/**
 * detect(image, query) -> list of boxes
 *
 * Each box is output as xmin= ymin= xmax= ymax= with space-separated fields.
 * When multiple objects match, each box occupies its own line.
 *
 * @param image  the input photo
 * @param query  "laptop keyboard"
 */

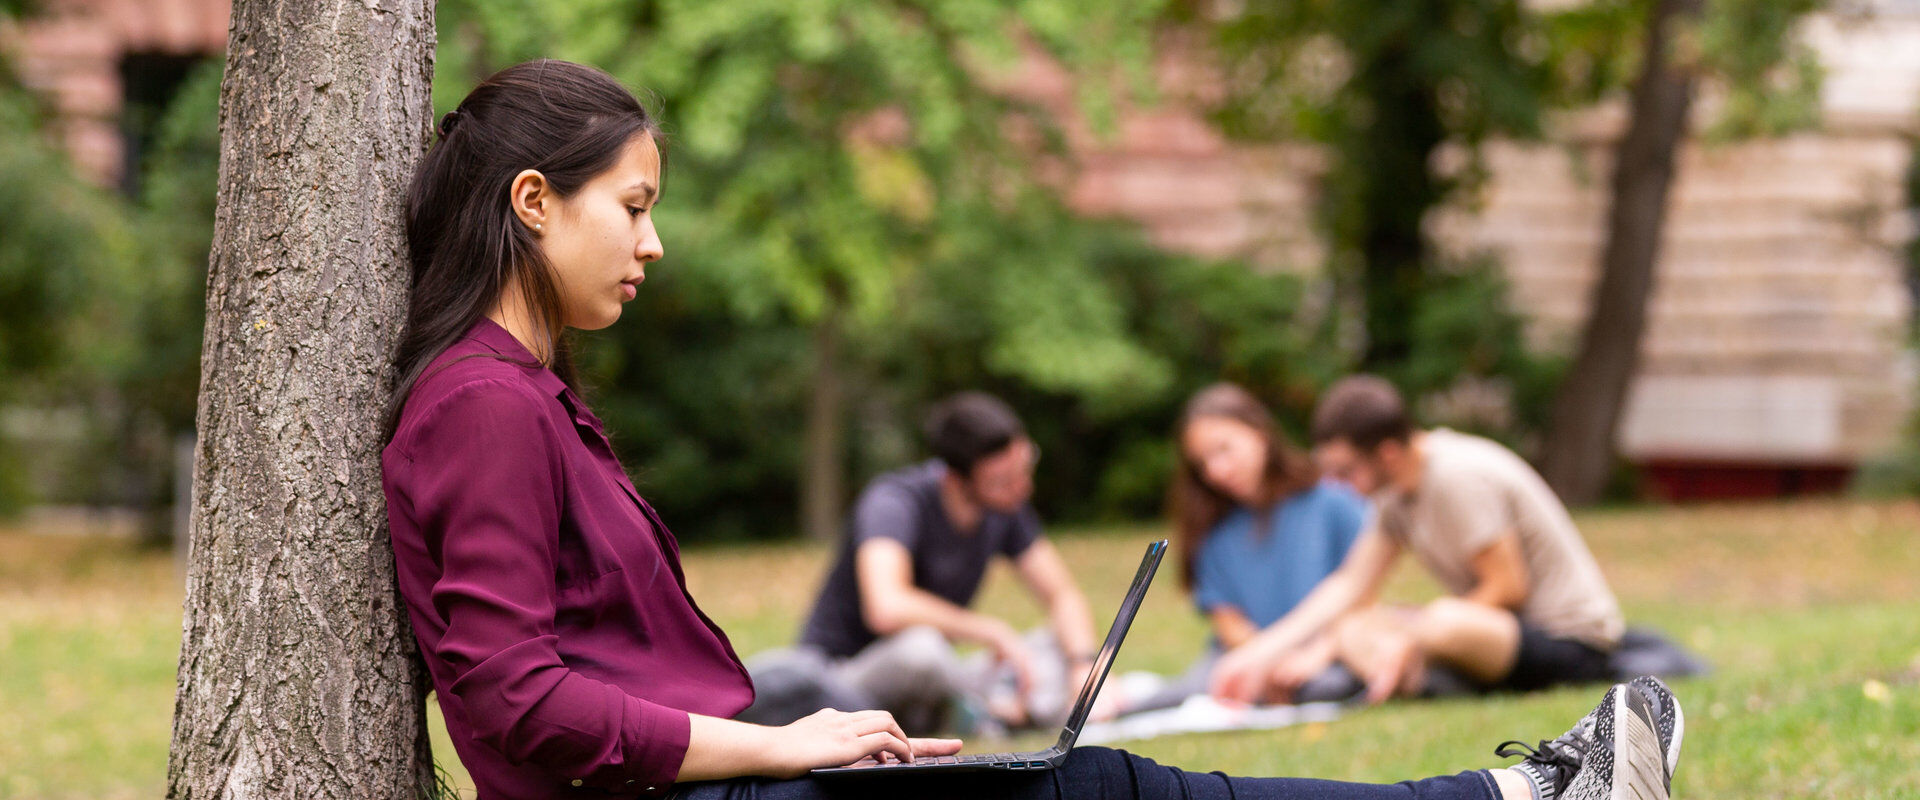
xmin=911 ymin=753 xmax=1045 ymax=767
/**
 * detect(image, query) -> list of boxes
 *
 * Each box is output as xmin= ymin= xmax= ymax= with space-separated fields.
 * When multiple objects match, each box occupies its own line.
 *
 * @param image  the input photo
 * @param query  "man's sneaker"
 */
xmin=1496 ymin=676 xmax=1685 ymax=800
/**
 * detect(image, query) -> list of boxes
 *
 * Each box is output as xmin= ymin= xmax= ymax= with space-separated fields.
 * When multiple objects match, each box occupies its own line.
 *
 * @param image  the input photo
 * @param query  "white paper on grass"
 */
xmin=1076 ymin=695 xmax=1344 ymax=746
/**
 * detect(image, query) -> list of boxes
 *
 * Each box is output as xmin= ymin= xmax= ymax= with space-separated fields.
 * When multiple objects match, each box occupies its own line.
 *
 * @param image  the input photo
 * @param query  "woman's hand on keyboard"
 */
xmin=765 ymin=708 xmax=963 ymax=777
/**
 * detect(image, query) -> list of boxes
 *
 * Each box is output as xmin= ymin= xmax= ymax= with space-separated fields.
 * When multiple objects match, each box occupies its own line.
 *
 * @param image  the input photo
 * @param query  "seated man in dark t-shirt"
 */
xmin=737 ymin=393 xmax=1098 ymax=734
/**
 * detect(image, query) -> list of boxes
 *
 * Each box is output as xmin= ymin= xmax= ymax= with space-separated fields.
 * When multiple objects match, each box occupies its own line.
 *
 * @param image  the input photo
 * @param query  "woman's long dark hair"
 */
xmin=1168 ymin=383 xmax=1319 ymax=590
xmin=384 ymin=59 xmax=662 ymax=441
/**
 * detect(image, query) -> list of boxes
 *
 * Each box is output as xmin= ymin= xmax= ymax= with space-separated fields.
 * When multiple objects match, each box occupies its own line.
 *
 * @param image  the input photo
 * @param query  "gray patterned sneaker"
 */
xmin=1496 ymin=677 xmax=1684 ymax=800
xmin=1625 ymin=675 xmax=1685 ymax=786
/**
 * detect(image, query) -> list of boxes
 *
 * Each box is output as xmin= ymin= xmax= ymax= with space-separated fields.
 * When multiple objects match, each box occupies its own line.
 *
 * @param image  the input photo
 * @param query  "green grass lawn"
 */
xmin=4 ymin=499 xmax=1918 ymax=798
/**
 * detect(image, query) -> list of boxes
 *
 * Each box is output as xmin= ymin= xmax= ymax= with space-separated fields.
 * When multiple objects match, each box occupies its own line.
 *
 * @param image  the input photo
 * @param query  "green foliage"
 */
xmin=1535 ymin=0 xmax=1826 ymax=139
xmin=434 ymin=0 xmax=1333 ymax=538
xmin=577 ymin=206 xmax=1335 ymax=536
xmin=0 ymin=81 xmax=146 ymax=514
xmin=896 ymin=216 xmax=1344 ymax=522
xmin=0 ymin=50 xmax=218 ymax=515
xmin=1204 ymin=0 xmax=1547 ymax=145
xmin=1207 ymin=0 xmax=1553 ymax=372
xmin=125 ymin=60 xmax=222 ymax=435
xmin=1 ymin=0 xmax=1831 ymax=534
xmin=1698 ymin=0 xmax=1825 ymax=139
xmin=1398 ymin=257 xmax=1566 ymax=447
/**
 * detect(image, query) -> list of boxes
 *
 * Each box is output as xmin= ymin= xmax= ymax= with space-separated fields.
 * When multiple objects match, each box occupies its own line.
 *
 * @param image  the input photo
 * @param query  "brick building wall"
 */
xmin=5 ymin=0 xmax=229 ymax=184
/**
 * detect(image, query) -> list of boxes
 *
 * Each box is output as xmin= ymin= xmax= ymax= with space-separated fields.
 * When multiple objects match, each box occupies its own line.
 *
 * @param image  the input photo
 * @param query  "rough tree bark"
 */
xmin=168 ymin=1 xmax=437 ymax=798
xmin=1538 ymin=0 xmax=1703 ymax=505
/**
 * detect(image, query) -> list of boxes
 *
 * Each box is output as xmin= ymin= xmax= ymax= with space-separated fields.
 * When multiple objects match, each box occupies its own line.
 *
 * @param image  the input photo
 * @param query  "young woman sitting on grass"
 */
xmin=379 ymin=58 xmax=1687 ymax=800
xmin=1147 ymin=382 xmax=1371 ymax=708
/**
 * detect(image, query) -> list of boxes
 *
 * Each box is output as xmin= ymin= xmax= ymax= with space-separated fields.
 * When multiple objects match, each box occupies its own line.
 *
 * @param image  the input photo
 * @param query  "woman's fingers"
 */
xmin=909 ymin=737 xmax=964 ymax=757
xmin=841 ymin=709 xmax=912 ymax=751
xmin=855 ymin=730 xmax=915 ymax=764
xmin=808 ymin=708 xmax=953 ymax=767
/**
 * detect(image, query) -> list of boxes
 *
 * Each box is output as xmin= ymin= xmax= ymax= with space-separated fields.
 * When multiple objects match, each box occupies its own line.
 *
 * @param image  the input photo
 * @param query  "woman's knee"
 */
xmin=1058 ymin=747 xmax=1239 ymax=800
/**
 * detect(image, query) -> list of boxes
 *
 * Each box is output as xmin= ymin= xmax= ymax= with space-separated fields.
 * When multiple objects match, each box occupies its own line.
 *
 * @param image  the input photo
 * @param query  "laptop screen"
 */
xmin=1051 ymin=539 xmax=1166 ymax=753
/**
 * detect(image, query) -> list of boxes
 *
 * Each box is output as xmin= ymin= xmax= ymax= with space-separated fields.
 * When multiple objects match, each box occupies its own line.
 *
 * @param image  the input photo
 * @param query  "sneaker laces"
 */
xmin=1495 ymin=716 xmax=1597 ymax=798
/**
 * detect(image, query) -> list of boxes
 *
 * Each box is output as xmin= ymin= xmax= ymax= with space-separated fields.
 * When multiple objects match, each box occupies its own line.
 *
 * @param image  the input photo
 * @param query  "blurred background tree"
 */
xmin=1535 ymin=0 xmax=1824 ymax=503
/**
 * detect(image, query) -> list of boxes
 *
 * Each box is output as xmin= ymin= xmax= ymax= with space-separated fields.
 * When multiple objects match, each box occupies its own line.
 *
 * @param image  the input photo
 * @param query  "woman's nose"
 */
xmin=636 ymin=219 xmax=664 ymax=262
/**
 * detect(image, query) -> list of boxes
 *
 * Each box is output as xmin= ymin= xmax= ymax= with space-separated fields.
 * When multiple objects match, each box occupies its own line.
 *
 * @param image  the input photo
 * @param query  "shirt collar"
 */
xmin=464 ymin=316 xmax=569 ymax=399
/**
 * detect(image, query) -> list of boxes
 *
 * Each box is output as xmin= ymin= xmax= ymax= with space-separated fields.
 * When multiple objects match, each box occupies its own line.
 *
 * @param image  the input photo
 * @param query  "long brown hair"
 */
xmin=1168 ymin=383 xmax=1319 ymax=590
xmin=384 ymin=60 xmax=663 ymax=441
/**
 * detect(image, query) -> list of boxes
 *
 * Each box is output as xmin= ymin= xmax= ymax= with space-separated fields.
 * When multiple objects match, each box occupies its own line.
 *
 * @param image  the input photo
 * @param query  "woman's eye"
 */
xmin=627 ymin=206 xmax=645 ymax=218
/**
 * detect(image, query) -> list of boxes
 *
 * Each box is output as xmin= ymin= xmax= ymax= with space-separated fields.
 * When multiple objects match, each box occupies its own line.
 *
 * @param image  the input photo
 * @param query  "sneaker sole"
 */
xmin=1663 ymin=683 xmax=1685 ymax=780
xmin=1615 ymin=684 xmax=1670 ymax=800
xmin=1631 ymin=675 xmax=1686 ymax=786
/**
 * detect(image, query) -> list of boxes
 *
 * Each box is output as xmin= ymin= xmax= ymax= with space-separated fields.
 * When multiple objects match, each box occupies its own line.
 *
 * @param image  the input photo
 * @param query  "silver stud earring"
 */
xmin=534 ymin=223 xmax=543 ymax=231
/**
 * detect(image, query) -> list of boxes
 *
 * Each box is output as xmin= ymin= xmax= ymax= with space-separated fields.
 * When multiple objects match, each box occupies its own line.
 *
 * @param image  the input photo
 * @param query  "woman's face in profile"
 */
xmin=1182 ymin=415 xmax=1268 ymax=506
xmin=540 ymin=132 xmax=665 ymax=331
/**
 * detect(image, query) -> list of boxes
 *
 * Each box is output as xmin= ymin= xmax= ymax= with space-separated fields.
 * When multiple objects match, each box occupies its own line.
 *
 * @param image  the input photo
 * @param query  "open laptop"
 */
xmin=812 ymin=538 xmax=1168 ymax=776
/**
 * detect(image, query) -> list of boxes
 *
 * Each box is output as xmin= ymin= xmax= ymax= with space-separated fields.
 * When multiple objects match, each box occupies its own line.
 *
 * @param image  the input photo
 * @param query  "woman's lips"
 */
xmin=620 ymin=275 xmax=643 ymax=301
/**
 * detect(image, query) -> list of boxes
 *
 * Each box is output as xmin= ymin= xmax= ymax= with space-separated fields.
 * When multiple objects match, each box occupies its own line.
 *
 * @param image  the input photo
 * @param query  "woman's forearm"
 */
xmin=678 ymin=714 xmax=778 ymax=782
xmin=678 ymin=709 xmax=960 ymax=783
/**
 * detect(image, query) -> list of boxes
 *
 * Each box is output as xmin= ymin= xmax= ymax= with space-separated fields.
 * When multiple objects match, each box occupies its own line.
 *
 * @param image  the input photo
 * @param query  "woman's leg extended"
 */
xmin=672 ymin=678 xmax=1685 ymax=800
xmin=1046 ymin=747 xmax=1500 ymax=800
xmin=670 ymin=747 xmax=1498 ymax=800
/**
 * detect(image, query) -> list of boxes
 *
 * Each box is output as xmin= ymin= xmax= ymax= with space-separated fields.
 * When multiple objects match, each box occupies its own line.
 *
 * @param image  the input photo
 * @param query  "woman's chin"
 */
xmin=575 ymin=306 xmax=624 ymax=331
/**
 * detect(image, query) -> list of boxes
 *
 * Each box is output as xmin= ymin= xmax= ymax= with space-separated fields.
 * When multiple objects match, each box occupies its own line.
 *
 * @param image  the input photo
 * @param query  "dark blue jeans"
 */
xmin=669 ymin=746 xmax=1499 ymax=800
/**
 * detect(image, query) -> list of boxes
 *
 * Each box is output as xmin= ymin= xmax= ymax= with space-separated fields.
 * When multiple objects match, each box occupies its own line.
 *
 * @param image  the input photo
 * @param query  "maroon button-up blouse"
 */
xmin=382 ymin=318 xmax=753 ymax=799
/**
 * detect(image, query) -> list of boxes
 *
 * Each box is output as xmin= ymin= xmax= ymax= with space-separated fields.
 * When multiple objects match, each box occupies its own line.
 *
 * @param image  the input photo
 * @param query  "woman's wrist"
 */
xmin=684 ymin=714 xmax=787 ymax=781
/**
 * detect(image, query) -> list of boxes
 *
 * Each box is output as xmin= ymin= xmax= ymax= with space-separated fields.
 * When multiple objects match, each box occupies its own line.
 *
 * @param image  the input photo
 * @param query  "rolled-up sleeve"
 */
xmin=402 ymin=379 xmax=690 ymax=791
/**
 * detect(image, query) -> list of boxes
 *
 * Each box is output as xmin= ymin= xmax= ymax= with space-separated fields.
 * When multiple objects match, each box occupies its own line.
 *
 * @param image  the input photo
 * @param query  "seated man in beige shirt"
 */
xmin=1212 ymin=375 xmax=1624 ymax=705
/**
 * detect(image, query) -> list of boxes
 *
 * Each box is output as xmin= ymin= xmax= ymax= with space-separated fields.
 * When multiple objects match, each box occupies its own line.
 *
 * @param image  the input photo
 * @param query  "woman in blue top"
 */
xmin=1162 ymin=383 xmax=1368 ymax=705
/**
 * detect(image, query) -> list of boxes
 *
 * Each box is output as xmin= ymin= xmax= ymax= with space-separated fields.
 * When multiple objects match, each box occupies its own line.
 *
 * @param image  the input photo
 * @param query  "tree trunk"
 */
xmin=168 ymin=1 xmax=436 ymax=798
xmin=801 ymin=299 xmax=847 ymax=542
xmin=1538 ymin=0 xmax=1703 ymax=505
xmin=1353 ymin=44 xmax=1445 ymax=371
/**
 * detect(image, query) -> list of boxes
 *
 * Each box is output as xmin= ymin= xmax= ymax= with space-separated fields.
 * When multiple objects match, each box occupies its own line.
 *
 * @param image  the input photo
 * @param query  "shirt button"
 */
xmin=570 ymin=779 xmax=583 ymax=787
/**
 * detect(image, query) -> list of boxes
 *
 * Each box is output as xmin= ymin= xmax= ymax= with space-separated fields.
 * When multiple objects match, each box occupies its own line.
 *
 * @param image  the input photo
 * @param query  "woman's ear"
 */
xmin=508 ymin=169 xmax=549 ymax=233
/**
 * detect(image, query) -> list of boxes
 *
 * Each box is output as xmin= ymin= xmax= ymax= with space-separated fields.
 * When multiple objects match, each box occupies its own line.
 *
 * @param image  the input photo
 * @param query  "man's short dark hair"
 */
xmin=1311 ymin=375 xmax=1413 ymax=451
xmin=925 ymin=392 xmax=1025 ymax=477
